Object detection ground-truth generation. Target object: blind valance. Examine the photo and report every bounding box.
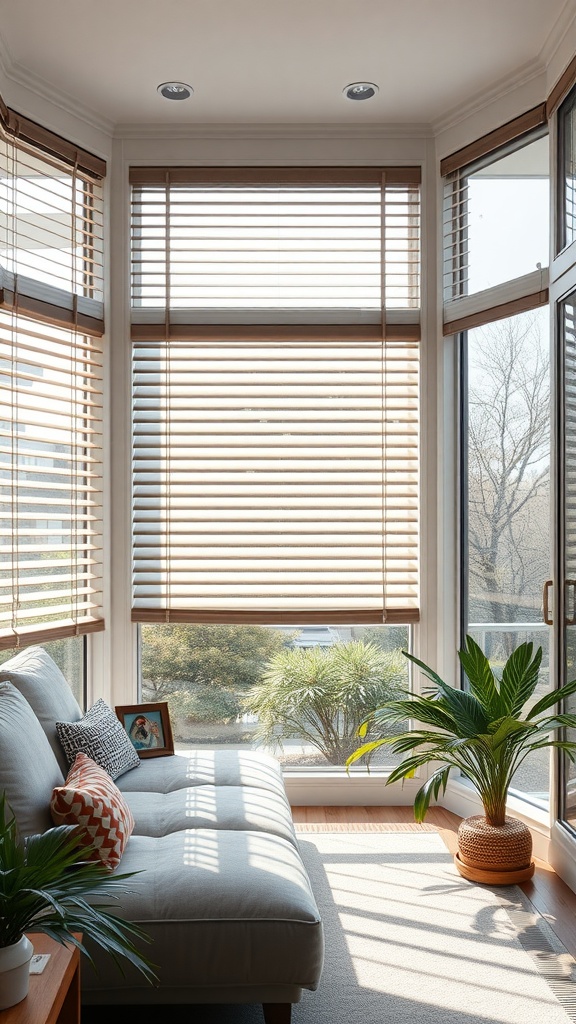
[0,96,106,181]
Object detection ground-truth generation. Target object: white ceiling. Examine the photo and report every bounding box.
[0,0,571,129]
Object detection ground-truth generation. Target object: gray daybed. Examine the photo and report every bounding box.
[0,646,324,1022]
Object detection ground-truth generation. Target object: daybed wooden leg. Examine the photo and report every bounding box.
[262,1003,292,1024]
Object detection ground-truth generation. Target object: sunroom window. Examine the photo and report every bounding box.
[443,117,552,807]
[443,127,549,303]
[558,83,576,253]
[0,100,105,663]
[130,167,421,767]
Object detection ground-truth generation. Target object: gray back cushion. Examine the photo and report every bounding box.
[0,681,65,838]
[0,646,82,775]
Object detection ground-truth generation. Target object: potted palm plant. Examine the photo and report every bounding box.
[0,793,158,1010]
[346,636,576,884]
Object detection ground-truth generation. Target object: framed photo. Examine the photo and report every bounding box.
[115,702,174,759]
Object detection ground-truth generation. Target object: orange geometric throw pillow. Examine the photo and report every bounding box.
[50,752,135,871]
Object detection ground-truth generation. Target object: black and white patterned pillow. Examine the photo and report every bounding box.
[56,699,140,781]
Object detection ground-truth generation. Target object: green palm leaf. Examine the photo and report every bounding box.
[370,695,459,732]
[385,751,454,785]
[529,714,576,732]
[499,642,542,716]
[527,677,576,719]
[402,650,447,691]
[485,717,535,750]
[0,793,158,983]
[386,731,449,754]
[413,766,453,822]
[427,683,490,736]
[458,635,502,718]
[403,646,490,736]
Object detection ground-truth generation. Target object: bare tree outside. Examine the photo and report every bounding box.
[465,306,551,800]
[467,309,550,653]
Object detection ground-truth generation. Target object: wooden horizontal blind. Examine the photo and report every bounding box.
[130,167,420,324]
[132,334,419,623]
[0,103,105,648]
[442,169,468,303]
[130,167,421,624]
[0,128,104,334]
[0,312,104,647]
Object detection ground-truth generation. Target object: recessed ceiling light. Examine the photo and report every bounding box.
[344,82,379,101]
[157,82,193,101]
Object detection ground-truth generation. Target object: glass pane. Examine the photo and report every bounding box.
[560,93,576,250]
[461,134,549,295]
[131,183,420,312]
[0,147,103,301]
[0,636,85,707]
[465,306,551,805]
[138,622,410,768]
[560,296,576,827]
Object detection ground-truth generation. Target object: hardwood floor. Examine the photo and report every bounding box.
[291,805,576,959]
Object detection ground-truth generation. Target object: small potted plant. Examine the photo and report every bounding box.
[346,636,576,883]
[0,793,158,1009]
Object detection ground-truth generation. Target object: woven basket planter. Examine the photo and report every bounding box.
[454,814,535,884]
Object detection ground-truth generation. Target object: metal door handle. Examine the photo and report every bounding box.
[543,580,553,626]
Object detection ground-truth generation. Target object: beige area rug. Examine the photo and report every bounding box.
[82,831,576,1024]
[292,832,576,1024]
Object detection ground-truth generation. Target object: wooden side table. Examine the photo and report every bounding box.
[0,934,81,1024]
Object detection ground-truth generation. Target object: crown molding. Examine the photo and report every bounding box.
[539,0,576,66]
[114,121,434,142]
[432,57,545,138]
[0,26,15,85]
[0,36,113,137]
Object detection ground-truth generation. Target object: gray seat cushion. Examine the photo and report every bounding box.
[124,785,297,846]
[117,748,288,797]
[0,646,82,775]
[0,681,65,837]
[81,829,324,1000]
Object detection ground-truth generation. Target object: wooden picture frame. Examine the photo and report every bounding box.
[115,702,174,759]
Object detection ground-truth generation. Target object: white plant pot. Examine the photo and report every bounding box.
[0,934,34,1010]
